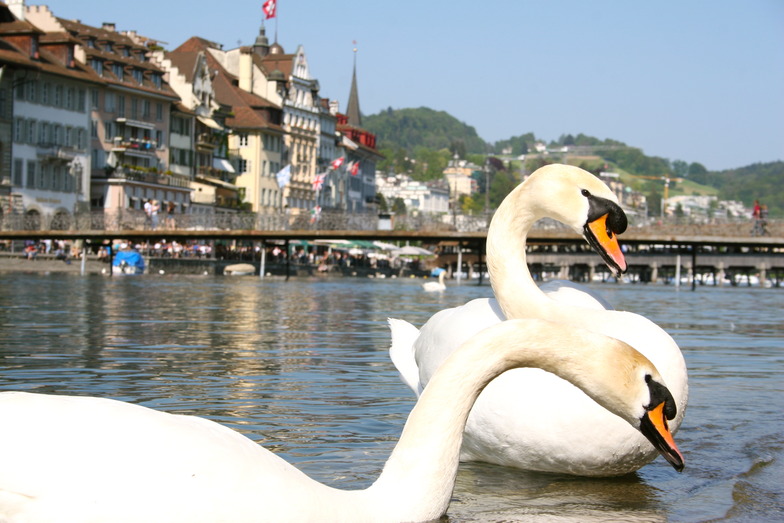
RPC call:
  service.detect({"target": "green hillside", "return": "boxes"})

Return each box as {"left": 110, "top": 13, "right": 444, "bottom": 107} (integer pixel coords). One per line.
{"left": 363, "top": 107, "right": 487, "bottom": 154}
{"left": 363, "top": 107, "right": 783, "bottom": 216}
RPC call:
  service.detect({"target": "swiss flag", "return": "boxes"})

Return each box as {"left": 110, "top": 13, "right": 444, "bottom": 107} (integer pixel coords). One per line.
{"left": 350, "top": 161, "right": 360, "bottom": 176}
{"left": 262, "top": 0, "right": 276, "bottom": 19}
{"left": 330, "top": 157, "right": 345, "bottom": 170}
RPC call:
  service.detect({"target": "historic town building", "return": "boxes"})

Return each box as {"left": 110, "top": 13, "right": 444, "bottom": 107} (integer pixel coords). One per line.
{"left": 25, "top": 3, "right": 185, "bottom": 224}
{"left": 0, "top": 1, "right": 99, "bottom": 226}
{"left": 200, "top": 34, "right": 285, "bottom": 216}
{"left": 154, "top": 37, "right": 240, "bottom": 215}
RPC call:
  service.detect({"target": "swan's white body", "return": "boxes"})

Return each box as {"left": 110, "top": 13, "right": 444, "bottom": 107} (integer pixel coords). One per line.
{"left": 423, "top": 271, "right": 446, "bottom": 292}
{"left": 0, "top": 319, "right": 682, "bottom": 522}
{"left": 390, "top": 164, "right": 688, "bottom": 476}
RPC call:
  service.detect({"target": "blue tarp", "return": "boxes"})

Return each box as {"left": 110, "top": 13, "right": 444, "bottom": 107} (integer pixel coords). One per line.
{"left": 113, "top": 250, "right": 145, "bottom": 271}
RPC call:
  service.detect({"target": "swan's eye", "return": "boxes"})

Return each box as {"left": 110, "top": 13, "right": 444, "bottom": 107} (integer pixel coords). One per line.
{"left": 581, "top": 189, "right": 591, "bottom": 197}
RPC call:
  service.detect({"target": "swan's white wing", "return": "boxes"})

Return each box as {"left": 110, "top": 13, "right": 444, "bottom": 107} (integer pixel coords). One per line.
{"left": 388, "top": 318, "right": 423, "bottom": 393}
{"left": 413, "top": 298, "right": 505, "bottom": 395}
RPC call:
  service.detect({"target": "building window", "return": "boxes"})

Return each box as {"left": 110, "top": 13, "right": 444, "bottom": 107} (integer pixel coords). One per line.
{"left": 91, "top": 59, "right": 103, "bottom": 76}
{"left": 104, "top": 121, "right": 114, "bottom": 142}
{"left": 156, "top": 102, "right": 163, "bottom": 121}
{"left": 12, "top": 158, "right": 23, "bottom": 186}
{"left": 27, "top": 120, "right": 36, "bottom": 144}
{"left": 117, "top": 95, "right": 125, "bottom": 117}
{"left": 142, "top": 99, "right": 150, "bottom": 119}
{"left": 104, "top": 92, "right": 115, "bottom": 112}
{"left": 90, "top": 88, "right": 99, "bottom": 108}
{"left": 39, "top": 122, "right": 48, "bottom": 144}
{"left": 65, "top": 127, "right": 72, "bottom": 147}
{"left": 14, "top": 118, "right": 24, "bottom": 143}
{"left": 133, "top": 69, "right": 144, "bottom": 84}
{"left": 156, "top": 130, "right": 164, "bottom": 148}
{"left": 238, "top": 133, "right": 249, "bottom": 147}
{"left": 26, "top": 160, "right": 37, "bottom": 189}
{"left": 65, "top": 87, "right": 74, "bottom": 110}
{"left": 42, "top": 163, "right": 52, "bottom": 190}
{"left": 239, "top": 159, "right": 249, "bottom": 173}
{"left": 152, "top": 74, "right": 162, "bottom": 88}
{"left": 113, "top": 63, "right": 123, "bottom": 80}
{"left": 24, "top": 81, "right": 36, "bottom": 103}
{"left": 130, "top": 98, "right": 138, "bottom": 119}
{"left": 53, "top": 85, "right": 62, "bottom": 107}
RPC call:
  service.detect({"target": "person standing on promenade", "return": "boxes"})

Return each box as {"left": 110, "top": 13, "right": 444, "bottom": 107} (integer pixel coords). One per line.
{"left": 150, "top": 200, "right": 160, "bottom": 230}
{"left": 751, "top": 200, "right": 763, "bottom": 236}
{"left": 143, "top": 199, "right": 152, "bottom": 229}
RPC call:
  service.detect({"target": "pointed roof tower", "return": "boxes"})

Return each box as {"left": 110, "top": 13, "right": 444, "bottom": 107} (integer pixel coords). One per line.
{"left": 346, "top": 44, "right": 361, "bottom": 127}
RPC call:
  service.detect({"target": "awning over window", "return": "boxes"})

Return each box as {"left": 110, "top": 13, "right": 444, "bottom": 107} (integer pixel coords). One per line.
{"left": 212, "top": 158, "right": 236, "bottom": 173}
{"left": 196, "top": 174, "right": 238, "bottom": 190}
{"left": 197, "top": 116, "right": 223, "bottom": 130}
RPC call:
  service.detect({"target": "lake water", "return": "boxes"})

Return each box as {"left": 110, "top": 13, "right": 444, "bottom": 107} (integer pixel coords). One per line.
{"left": 0, "top": 273, "right": 782, "bottom": 522}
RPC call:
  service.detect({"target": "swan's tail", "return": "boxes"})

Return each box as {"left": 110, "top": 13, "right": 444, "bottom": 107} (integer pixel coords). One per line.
{"left": 388, "top": 318, "right": 423, "bottom": 396}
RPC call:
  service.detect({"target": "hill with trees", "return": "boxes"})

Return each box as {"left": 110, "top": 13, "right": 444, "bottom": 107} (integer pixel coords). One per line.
{"left": 363, "top": 107, "right": 783, "bottom": 216}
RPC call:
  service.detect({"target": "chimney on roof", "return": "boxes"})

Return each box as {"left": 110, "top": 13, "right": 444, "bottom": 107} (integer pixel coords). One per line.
{"left": 102, "top": 22, "right": 116, "bottom": 32}
{"left": 8, "top": 0, "right": 26, "bottom": 21}
{"left": 239, "top": 47, "right": 252, "bottom": 93}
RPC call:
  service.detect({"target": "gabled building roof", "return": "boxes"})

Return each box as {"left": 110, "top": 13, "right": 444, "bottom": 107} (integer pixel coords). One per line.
{"left": 173, "top": 36, "right": 282, "bottom": 133}
{"left": 0, "top": 7, "right": 102, "bottom": 85}
{"left": 55, "top": 17, "right": 178, "bottom": 99}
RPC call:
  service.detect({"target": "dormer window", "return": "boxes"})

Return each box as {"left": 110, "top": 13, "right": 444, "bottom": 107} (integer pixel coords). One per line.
{"left": 112, "top": 63, "right": 123, "bottom": 80}
{"left": 104, "top": 42, "right": 113, "bottom": 53}
{"left": 151, "top": 73, "right": 162, "bottom": 88}
{"left": 90, "top": 58, "right": 103, "bottom": 75}
{"left": 132, "top": 69, "right": 143, "bottom": 84}
{"left": 31, "top": 37, "right": 40, "bottom": 60}
{"left": 122, "top": 47, "right": 131, "bottom": 57}
{"left": 67, "top": 46, "right": 75, "bottom": 68}
{"left": 86, "top": 38, "right": 96, "bottom": 49}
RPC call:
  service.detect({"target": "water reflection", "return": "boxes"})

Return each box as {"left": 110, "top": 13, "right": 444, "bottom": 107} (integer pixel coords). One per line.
{"left": 0, "top": 275, "right": 782, "bottom": 520}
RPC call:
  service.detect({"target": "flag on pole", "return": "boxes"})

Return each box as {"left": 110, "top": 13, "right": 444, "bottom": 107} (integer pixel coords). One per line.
{"left": 329, "top": 157, "right": 345, "bottom": 170}
{"left": 312, "top": 172, "right": 327, "bottom": 192}
{"left": 350, "top": 160, "right": 360, "bottom": 176}
{"left": 262, "top": 0, "right": 277, "bottom": 19}
{"left": 275, "top": 164, "right": 291, "bottom": 188}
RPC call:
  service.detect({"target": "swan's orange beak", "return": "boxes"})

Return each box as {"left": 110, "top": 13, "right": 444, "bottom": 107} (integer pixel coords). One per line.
{"left": 639, "top": 402, "right": 684, "bottom": 472}
{"left": 584, "top": 213, "right": 627, "bottom": 276}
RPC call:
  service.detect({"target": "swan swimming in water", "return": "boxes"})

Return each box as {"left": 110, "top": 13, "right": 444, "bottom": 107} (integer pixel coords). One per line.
{"left": 422, "top": 270, "right": 446, "bottom": 292}
{"left": 0, "top": 319, "right": 683, "bottom": 522}
{"left": 389, "top": 164, "right": 688, "bottom": 476}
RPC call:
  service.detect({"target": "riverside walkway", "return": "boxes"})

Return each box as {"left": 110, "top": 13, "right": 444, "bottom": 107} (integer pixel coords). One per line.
{"left": 0, "top": 213, "right": 782, "bottom": 288}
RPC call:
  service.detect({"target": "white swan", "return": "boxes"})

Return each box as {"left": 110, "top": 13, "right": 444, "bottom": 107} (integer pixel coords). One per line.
{"left": 389, "top": 164, "right": 688, "bottom": 476}
{"left": 0, "top": 320, "right": 684, "bottom": 523}
{"left": 422, "top": 271, "right": 446, "bottom": 292}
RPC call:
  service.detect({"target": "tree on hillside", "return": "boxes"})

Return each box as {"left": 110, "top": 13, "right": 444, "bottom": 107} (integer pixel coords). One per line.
{"left": 411, "top": 147, "right": 450, "bottom": 181}
{"left": 488, "top": 170, "right": 519, "bottom": 208}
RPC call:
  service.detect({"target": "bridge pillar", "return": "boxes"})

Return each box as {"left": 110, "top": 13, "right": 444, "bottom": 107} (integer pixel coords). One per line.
{"left": 589, "top": 264, "right": 595, "bottom": 283}
{"left": 717, "top": 263, "right": 725, "bottom": 287}
{"left": 759, "top": 265, "right": 767, "bottom": 288}
{"left": 559, "top": 264, "right": 569, "bottom": 280}
{"left": 650, "top": 263, "right": 658, "bottom": 283}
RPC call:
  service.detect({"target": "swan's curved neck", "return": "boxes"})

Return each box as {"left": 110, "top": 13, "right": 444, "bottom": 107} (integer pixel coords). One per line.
{"left": 486, "top": 184, "right": 551, "bottom": 318}
{"left": 360, "top": 319, "right": 625, "bottom": 522}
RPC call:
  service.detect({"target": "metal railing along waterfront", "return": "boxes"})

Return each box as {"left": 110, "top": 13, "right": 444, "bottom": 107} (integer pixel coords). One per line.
{"left": 0, "top": 208, "right": 781, "bottom": 245}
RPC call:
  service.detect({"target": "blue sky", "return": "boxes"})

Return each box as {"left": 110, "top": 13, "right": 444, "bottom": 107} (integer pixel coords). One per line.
{"left": 33, "top": 0, "right": 784, "bottom": 171}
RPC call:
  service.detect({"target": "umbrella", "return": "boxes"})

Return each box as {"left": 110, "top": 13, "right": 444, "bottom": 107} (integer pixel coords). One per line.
{"left": 391, "top": 245, "right": 435, "bottom": 256}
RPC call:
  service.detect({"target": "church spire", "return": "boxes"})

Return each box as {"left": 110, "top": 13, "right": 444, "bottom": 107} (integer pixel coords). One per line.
{"left": 346, "top": 43, "right": 361, "bottom": 127}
